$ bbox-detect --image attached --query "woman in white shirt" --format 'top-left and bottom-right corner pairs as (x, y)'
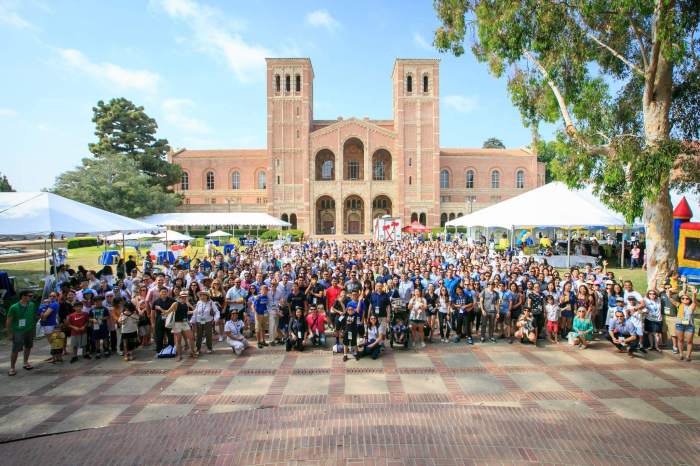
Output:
(642, 289), (663, 352)
(190, 290), (219, 355)
(408, 288), (428, 349)
(224, 310), (248, 355)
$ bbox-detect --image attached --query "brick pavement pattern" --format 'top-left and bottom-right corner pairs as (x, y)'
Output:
(0, 338), (698, 465)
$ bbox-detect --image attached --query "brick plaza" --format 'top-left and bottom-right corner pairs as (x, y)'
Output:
(0, 339), (698, 465)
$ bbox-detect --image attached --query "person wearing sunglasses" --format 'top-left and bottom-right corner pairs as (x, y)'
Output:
(669, 277), (697, 361)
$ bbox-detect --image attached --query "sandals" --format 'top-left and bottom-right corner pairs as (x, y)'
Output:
(23, 364), (33, 371)
(7, 369), (16, 376)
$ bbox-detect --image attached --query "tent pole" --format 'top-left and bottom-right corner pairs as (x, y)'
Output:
(50, 233), (57, 286)
(620, 232), (625, 268)
(121, 233), (126, 277)
(567, 227), (571, 268)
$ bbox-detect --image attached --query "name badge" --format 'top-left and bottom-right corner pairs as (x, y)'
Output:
(18, 319), (26, 328)
(348, 332), (353, 340)
(297, 331), (302, 339)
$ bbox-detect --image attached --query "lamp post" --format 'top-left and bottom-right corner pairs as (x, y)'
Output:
(466, 195), (476, 213)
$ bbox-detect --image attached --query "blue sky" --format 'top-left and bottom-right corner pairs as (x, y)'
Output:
(0, 0), (549, 191)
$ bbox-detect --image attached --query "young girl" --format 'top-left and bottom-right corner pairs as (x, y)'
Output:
(544, 295), (561, 343)
(342, 303), (359, 361)
(119, 302), (140, 361)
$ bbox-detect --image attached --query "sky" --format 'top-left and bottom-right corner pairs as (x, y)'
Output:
(0, 0), (552, 191)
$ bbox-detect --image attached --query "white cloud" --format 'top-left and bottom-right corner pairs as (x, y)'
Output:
(162, 98), (211, 134)
(305, 9), (340, 31)
(0, 1), (32, 29)
(0, 107), (17, 117)
(442, 95), (479, 113)
(413, 32), (431, 51)
(157, 0), (270, 82)
(58, 48), (160, 93)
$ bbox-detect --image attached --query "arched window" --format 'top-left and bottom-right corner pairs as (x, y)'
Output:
(274, 75), (280, 92)
(281, 213), (288, 223)
(491, 170), (500, 188)
(257, 171), (266, 190)
(423, 74), (429, 93)
(440, 169), (450, 189)
(315, 149), (335, 181)
(411, 212), (418, 222)
(289, 213), (297, 229)
(516, 170), (525, 189)
(373, 159), (385, 180)
(419, 213), (426, 225)
(465, 170), (475, 189)
(406, 74), (413, 93)
(295, 74), (301, 92)
(180, 172), (189, 191)
(205, 171), (215, 190)
(440, 213), (448, 227)
(285, 74), (290, 92)
(449, 213), (456, 221)
(231, 171), (240, 190)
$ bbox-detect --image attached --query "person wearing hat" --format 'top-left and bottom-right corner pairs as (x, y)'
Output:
(224, 309), (248, 355)
(191, 290), (219, 354)
(668, 279), (697, 361)
(164, 291), (196, 361)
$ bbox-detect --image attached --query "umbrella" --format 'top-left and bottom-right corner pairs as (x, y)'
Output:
(206, 230), (232, 238)
(402, 221), (431, 233)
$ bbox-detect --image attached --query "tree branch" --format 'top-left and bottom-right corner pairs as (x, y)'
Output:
(586, 31), (644, 76)
(629, 17), (649, 71)
(645, 0), (664, 105)
(523, 50), (578, 137)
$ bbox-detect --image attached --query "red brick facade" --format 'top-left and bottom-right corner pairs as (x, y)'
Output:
(169, 58), (545, 236)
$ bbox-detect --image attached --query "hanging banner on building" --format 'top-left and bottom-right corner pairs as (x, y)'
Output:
(373, 216), (402, 241)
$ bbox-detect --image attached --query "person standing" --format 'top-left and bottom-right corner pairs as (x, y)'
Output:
(480, 282), (498, 343)
(6, 291), (37, 376)
(191, 290), (218, 355)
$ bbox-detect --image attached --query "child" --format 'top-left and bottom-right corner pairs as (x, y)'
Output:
(545, 295), (561, 343)
(48, 327), (66, 363)
(89, 303), (110, 359)
(119, 302), (140, 361)
(67, 301), (89, 363)
(342, 303), (359, 361)
(391, 317), (409, 348)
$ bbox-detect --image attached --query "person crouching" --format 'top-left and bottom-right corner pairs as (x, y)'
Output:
(224, 310), (249, 356)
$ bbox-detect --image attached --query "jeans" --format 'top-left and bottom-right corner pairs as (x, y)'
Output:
(533, 313), (544, 338)
(438, 312), (450, 339)
(286, 336), (304, 351)
(195, 321), (213, 352)
(310, 332), (326, 346)
(456, 312), (476, 338)
(480, 313), (496, 339)
(155, 315), (174, 352)
(609, 332), (639, 351)
(361, 342), (381, 359)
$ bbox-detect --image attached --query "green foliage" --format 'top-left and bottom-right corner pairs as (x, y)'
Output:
(433, 0), (700, 223)
(66, 237), (98, 249)
(0, 172), (14, 192)
(89, 98), (181, 189)
(482, 137), (505, 149)
(260, 230), (280, 241)
(52, 153), (182, 218)
(287, 229), (305, 241)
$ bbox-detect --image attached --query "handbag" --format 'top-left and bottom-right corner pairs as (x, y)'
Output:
(164, 312), (174, 329)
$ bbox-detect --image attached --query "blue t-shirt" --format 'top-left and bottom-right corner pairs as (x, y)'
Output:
(38, 301), (59, 326)
(499, 290), (513, 313)
(253, 295), (269, 315)
(444, 276), (461, 300)
(346, 299), (361, 319)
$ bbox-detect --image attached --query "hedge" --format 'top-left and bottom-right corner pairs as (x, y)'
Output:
(67, 237), (98, 249)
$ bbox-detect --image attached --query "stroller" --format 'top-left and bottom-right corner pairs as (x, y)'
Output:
(388, 297), (410, 349)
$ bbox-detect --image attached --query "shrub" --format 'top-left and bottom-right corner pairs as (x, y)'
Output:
(287, 229), (304, 241)
(260, 230), (280, 241)
(66, 236), (98, 249)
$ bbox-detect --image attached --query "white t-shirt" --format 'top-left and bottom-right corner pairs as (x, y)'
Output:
(545, 303), (560, 322)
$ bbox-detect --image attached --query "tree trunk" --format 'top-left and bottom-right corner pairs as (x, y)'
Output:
(641, 52), (675, 290)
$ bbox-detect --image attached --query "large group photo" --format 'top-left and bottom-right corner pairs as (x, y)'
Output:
(1, 0), (699, 464)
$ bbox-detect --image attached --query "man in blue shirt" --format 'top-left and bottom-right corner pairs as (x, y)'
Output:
(443, 270), (461, 301)
(252, 284), (270, 349)
(608, 311), (640, 356)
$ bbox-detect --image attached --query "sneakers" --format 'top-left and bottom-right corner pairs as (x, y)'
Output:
(467, 337), (473, 345)
(354, 353), (360, 361)
(218, 336), (224, 342)
(70, 356), (78, 363)
(343, 355), (348, 362)
(672, 347), (679, 354)
(257, 342), (263, 349)
(420, 342), (426, 348)
(480, 337), (485, 343)
(489, 337), (497, 343)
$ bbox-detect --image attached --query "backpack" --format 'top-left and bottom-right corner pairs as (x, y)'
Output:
(157, 345), (177, 358)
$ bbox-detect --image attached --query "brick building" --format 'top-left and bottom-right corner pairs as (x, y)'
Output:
(170, 58), (546, 237)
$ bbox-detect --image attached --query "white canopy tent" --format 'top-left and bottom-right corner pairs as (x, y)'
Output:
(445, 182), (628, 229)
(140, 212), (291, 228)
(157, 230), (193, 242)
(206, 230), (232, 238)
(104, 232), (157, 241)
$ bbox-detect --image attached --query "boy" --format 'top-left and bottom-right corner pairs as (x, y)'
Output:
(545, 295), (561, 343)
(342, 303), (359, 361)
(48, 327), (66, 363)
(67, 301), (89, 363)
(90, 302), (110, 359)
(391, 317), (409, 348)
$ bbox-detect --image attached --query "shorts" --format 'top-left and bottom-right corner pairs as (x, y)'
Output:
(546, 320), (559, 335)
(561, 311), (573, 318)
(50, 348), (63, 356)
(12, 330), (34, 353)
(510, 310), (522, 321)
(122, 331), (138, 350)
(255, 314), (269, 333)
(675, 322), (695, 334)
(138, 325), (151, 337)
(644, 320), (662, 333)
(69, 333), (87, 348)
(410, 319), (424, 324)
(41, 325), (55, 334)
(172, 321), (191, 334)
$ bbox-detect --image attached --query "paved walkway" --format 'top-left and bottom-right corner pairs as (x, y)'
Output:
(0, 337), (698, 465)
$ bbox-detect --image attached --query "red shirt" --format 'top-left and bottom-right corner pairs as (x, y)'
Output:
(326, 286), (342, 309)
(67, 311), (88, 335)
(306, 313), (327, 333)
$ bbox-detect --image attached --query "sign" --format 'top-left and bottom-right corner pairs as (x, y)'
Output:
(372, 216), (402, 241)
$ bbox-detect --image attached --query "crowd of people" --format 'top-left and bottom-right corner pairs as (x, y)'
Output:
(4, 236), (697, 376)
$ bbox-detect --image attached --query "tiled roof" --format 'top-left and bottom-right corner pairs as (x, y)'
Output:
(172, 149), (266, 159)
(440, 148), (533, 157)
